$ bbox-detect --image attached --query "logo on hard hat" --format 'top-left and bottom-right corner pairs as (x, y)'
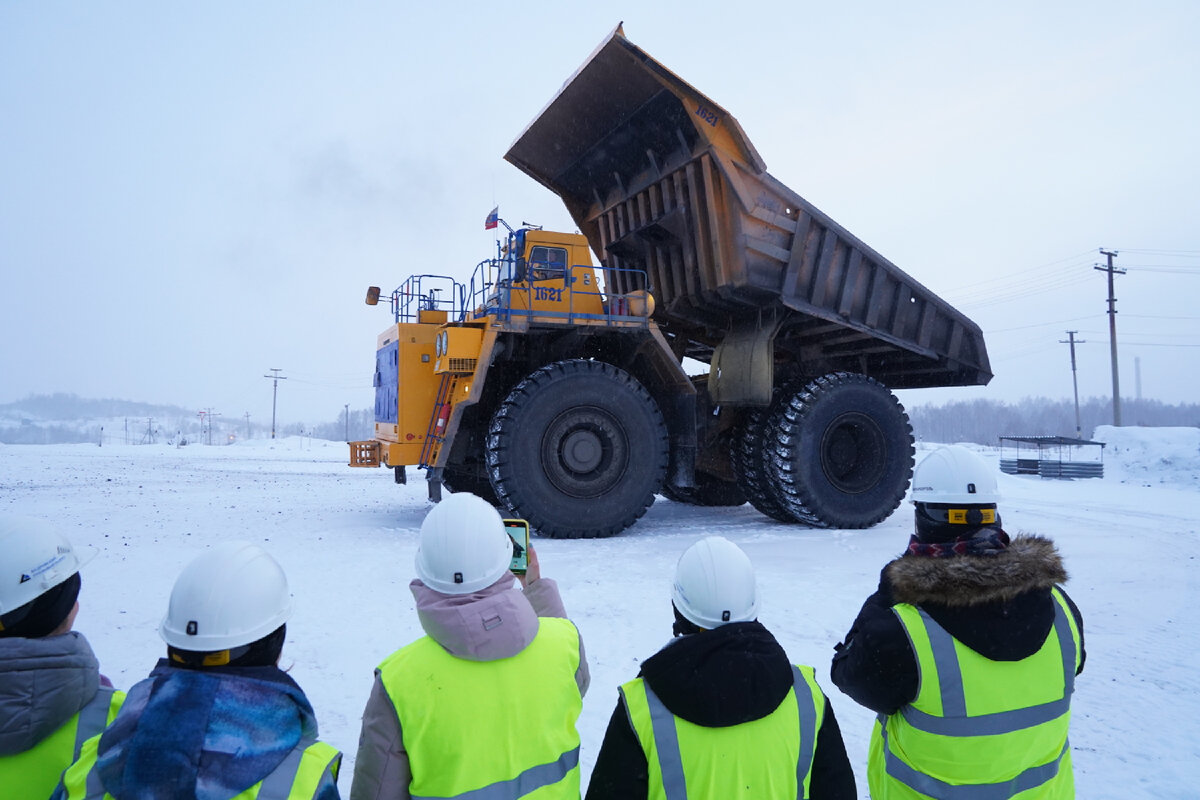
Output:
(19, 574), (31, 583)
(186, 620), (198, 636)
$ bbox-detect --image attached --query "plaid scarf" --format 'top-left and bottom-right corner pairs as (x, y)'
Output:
(907, 527), (1011, 558)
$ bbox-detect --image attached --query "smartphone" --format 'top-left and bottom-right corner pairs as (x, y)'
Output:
(503, 518), (530, 574)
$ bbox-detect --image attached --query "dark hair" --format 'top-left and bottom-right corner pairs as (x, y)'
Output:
(0, 571), (81, 639)
(168, 624), (287, 669)
(671, 602), (705, 637)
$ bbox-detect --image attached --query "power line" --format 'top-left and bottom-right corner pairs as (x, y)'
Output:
(987, 315), (1099, 334)
(1106, 342), (1200, 348)
(944, 248), (1095, 295)
(951, 257), (1094, 307)
(1123, 266), (1200, 275)
(1118, 248), (1200, 256)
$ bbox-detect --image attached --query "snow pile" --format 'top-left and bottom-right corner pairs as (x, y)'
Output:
(1094, 424), (1200, 488)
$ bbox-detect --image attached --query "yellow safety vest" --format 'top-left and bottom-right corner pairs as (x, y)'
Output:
(57, 734), (341, 800)
(868, 588), (1082, 799)
(0, 685), (123, 800)
(379, 617), (583, 799)
(621, 664), (826, 799)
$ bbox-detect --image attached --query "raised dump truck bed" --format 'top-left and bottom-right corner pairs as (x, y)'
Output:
(506, 26), (990, 401)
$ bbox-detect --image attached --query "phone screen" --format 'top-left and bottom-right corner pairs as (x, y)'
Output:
(504, 519), (530, 574)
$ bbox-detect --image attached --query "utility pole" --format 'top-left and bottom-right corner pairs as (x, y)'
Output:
(1095, 249), (1125, 426)
(344, 404), (350, 442)
(197, 410), (207, 444)
(206, 409), (221, 445)
(263, 368), (287, 439)
(245, 412), (252, 440)
(1059, 331), (1086, 439)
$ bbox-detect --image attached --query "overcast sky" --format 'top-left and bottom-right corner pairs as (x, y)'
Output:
(2, 2), (1197, 426)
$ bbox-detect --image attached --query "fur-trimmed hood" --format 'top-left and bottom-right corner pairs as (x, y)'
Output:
(887, 533), (1068, 608)
(879, 532), (1075, 662)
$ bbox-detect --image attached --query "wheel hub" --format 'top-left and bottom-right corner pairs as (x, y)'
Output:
(562, 430), (602, 473)
(542, 407), (628, 498)
(820, 412), (886, 494)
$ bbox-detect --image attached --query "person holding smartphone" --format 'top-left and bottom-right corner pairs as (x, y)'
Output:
(350, 492), (589, 800)
(586, 536), (856, 799)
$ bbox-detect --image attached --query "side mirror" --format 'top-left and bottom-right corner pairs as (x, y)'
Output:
(365, 286), (381, 306)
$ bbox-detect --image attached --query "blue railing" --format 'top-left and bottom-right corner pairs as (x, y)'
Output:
(389, 275), (468, 323)
(386, 262), (652, 328)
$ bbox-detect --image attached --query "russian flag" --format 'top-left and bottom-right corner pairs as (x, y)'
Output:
(484, 206), (499, 230)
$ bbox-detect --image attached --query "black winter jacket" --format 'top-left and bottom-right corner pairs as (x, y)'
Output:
(586, 621), (856, 799)
(831, 531), (1086, 715)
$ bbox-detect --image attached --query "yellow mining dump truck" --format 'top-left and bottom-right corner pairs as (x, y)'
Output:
(350, 26), (990, 538)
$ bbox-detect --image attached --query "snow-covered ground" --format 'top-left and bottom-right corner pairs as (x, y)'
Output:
(1, 426), (1196, 798)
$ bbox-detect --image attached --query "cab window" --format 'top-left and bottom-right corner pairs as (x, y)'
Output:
(529, 246), (567, 280)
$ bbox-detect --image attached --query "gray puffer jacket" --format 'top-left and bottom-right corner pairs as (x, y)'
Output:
(0, 632), (108, 757)
(349, 575), (588, 800)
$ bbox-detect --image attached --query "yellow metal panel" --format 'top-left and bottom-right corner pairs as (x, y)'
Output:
(382, 441), (425, 467)
(375, 322), (441, 467)
(435, 327), (484, 373)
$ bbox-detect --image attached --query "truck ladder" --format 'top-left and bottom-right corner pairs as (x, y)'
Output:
(419, 373), (458, 469)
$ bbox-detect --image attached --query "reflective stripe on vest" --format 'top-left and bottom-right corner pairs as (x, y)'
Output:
(873, 588), (1080, 799)
(409, 747), (580, 800)
(257, 739), (342, 800)
(877, 724), (1070, 800)
(898, 598), (1076, 737)
(380, 617), (583, 800)
(73, 686), (119, 759)
(627, 664), (823, 800)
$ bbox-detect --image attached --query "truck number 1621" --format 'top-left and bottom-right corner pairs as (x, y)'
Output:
(694, 105), (718, 127)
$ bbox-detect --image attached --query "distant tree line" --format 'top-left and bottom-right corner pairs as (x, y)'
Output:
(5, 393), (1198, 448)
(0, 393), (376, 445)
(907, 396), (1200, 446)
(283, 408), (375, 442)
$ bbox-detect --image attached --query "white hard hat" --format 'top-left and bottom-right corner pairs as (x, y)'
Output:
(672, 536), (759, 630)
(0, 515), (82, 616)
(910, 445), (999, 506)
(159, 541), (293, 651)
(415, 492), (512, 595)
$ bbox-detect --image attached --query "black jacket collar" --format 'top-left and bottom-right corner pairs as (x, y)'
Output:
(639, 621), (793, 727)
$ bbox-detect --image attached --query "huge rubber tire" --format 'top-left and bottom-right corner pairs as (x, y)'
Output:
(487, 360), (668, 538)
(769, 372), (913, 528)
(724, 388), (811, 525)
(442, 464), (499, 506)
(661, 472), (747, 507)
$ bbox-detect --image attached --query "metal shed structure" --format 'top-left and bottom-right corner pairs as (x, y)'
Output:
(999, 435), (1106, 479)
